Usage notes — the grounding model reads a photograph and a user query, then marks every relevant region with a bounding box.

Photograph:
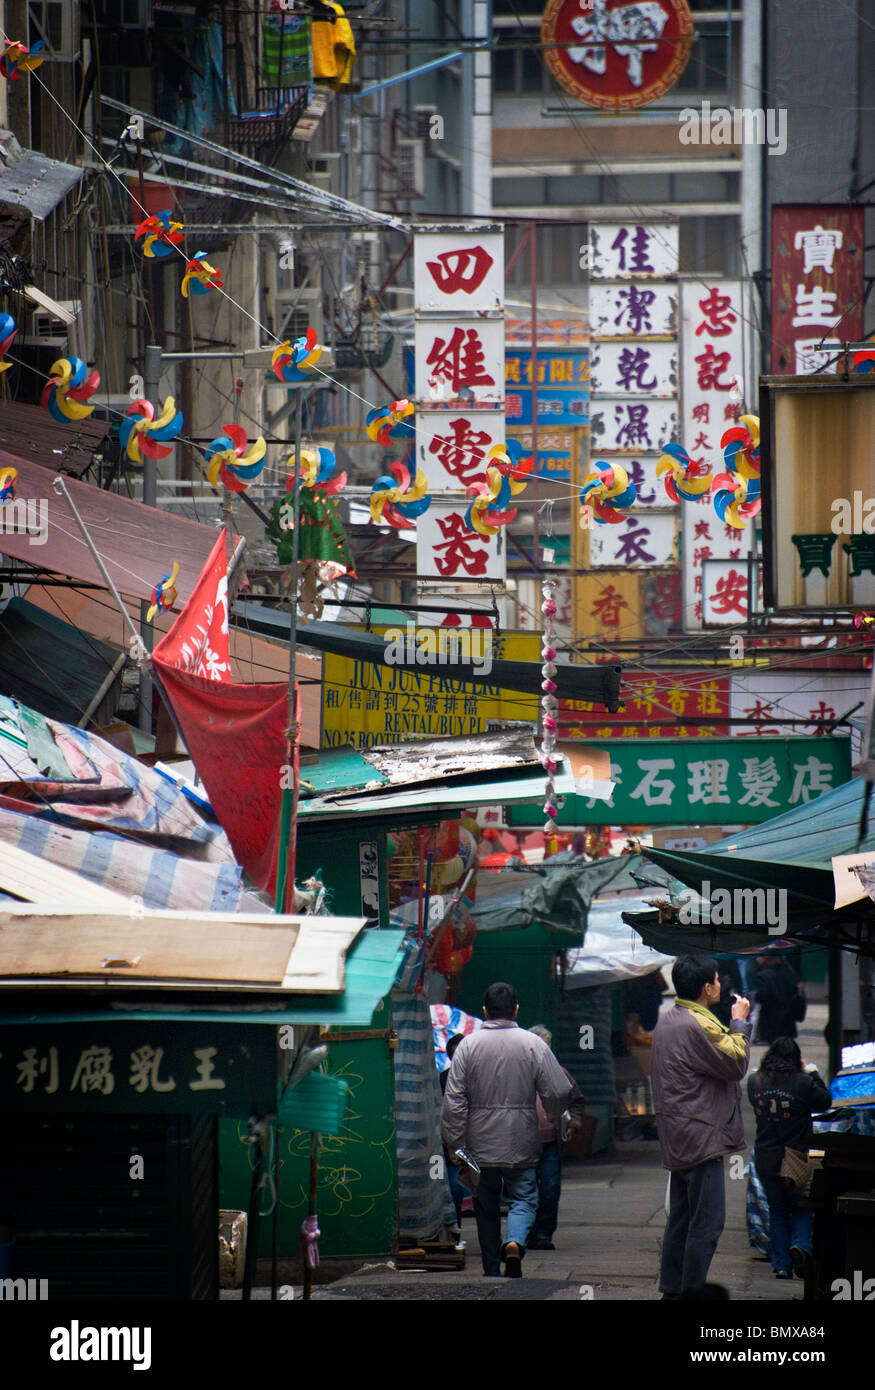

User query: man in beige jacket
[441,981,573,1277]
[651,954,752,1297]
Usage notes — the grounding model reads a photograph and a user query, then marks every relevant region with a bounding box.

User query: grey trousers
[659,1156,726,1294]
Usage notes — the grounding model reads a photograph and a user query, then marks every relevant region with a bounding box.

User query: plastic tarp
[563,892,674,988]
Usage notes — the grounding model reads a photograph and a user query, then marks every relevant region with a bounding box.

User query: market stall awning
[234,601,623,710]
[0,401,110,478]
[0,131,83,223]
[0,597,124,726]
[0,928,407,1028]
[0,450,242,605]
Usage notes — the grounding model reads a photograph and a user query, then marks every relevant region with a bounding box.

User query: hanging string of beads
[540,579,562,833]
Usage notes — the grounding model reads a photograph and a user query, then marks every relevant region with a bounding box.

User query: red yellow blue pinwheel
[0,313,15,373]
[146,561,179,622]
[720,414,760,479]
[489,439,534,483]
[0,40,45,81]
[656,442,712,503]
[365,398,414,446]
[369,462,431,528]
[852,348,875,374]
[711,471,760,528]
[204,424,266,492]
[466,466,519,537]
[135,211,184,259]
[580,462,637,524]
[272,328,321,383]
[286,445,346,496]
[181,252,222,298]
[120,397,184,464]
[0,467,17,503]
[41,357,100,423]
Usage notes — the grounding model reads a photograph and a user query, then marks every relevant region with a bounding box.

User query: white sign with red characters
[413,232,504,313]
[414,319,505,408]
[679,279,754,630]
[416,412,500,492]
[417,500,506,583]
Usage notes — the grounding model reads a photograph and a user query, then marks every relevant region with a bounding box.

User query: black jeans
[660,1156,726,1294]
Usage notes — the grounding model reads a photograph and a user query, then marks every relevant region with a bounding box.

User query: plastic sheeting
[564,893,674,988]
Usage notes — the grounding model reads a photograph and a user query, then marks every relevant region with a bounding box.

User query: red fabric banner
[152,532,294,895]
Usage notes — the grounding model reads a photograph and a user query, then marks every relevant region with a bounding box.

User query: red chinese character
[692,403,711,424]
[591,585,628,628]
[693,545,713,567]
[694,600,702,620]
[651,574,680,622]
[426,245,494,295]
[428,418,491,484]
[426,327,496,394]
[710,568,748,615]
[432,512,490,577]
[691,432,711,451]
[694,520,711,540]
[695,289,737,337]
[695,345,733,392]
[506,394,523,419]
[724,402,741,421]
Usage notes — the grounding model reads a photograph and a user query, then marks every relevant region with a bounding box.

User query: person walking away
[651,954,752,1298]
[439,1033,466,1232]
[527,1024,587,1250]
[751,953,804,1044]
[747,1036,831,1280]
[441,982,573,1278]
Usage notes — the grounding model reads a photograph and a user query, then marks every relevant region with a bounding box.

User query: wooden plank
[0,843,132,910]
[281,917,365,993]
[0,910,300,984]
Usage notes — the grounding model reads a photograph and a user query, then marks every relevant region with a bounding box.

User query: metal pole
[51,477,144,655]
[274,388,304,913]
[530,225,539,554]
[137,344,162,732]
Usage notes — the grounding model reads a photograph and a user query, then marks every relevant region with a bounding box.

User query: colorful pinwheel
[181,252,222,298]
[466,466,520,537]
[146,562,179,622]
[720,414,760,479]
[656,443,712,503]
[0,467,17,503]
[852,348,875,374]
[204,424,266,492]
[365,398,414,446]
[286,445,346,496]
[489,439,534,483]
[41,357,100,423]
[711,470,760,529]
[119,397,184,464]
[0,40,45,81]
[0,313,15,373]
[369,462,431,528]
[272,328,322,383]
[579,462,637,524]
[134,211,184,259]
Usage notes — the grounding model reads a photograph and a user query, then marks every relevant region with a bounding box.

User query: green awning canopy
[0,930,407,1029]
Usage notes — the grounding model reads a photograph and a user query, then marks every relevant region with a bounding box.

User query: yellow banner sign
[322,628,541,749]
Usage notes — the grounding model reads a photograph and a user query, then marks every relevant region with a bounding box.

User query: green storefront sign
[0,1023,276,1116]
[509,737,852,827]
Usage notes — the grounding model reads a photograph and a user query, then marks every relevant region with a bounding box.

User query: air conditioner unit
[28,0,81,61]
[395,138,425,198]
[275,286,323,345]
[412,105,439,141]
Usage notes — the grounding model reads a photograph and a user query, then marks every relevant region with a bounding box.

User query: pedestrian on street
[439,1032,466,1232]
[747,1036,832,1281]
[440,982,573,1278]
[751,954,805,1043]
[527,1024,587,1250]
[651,954,752,1298]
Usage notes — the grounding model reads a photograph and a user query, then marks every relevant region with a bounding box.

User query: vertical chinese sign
[413,228,506,593]
[580,222,680,647]
[679,279,754,630]
[771,206,864,374]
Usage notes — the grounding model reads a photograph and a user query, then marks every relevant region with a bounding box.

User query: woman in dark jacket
[747,1037,832,1279]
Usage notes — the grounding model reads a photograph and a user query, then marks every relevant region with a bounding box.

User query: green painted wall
[453,926,561,1036]
[219,1034,397,1260]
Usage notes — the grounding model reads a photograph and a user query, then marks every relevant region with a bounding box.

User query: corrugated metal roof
[704,776,875,867]
[299,746,388,797]
[298,768,583,820]
[0,403,110,478]
[0,929,407,1028]
[0,132,83,222]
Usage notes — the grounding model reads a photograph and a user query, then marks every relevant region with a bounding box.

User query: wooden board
[281,917,365,993]
[0,910,300,984]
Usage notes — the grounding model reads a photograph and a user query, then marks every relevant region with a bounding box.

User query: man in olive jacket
[441,981,573,1277]
[651,954,752,1297]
